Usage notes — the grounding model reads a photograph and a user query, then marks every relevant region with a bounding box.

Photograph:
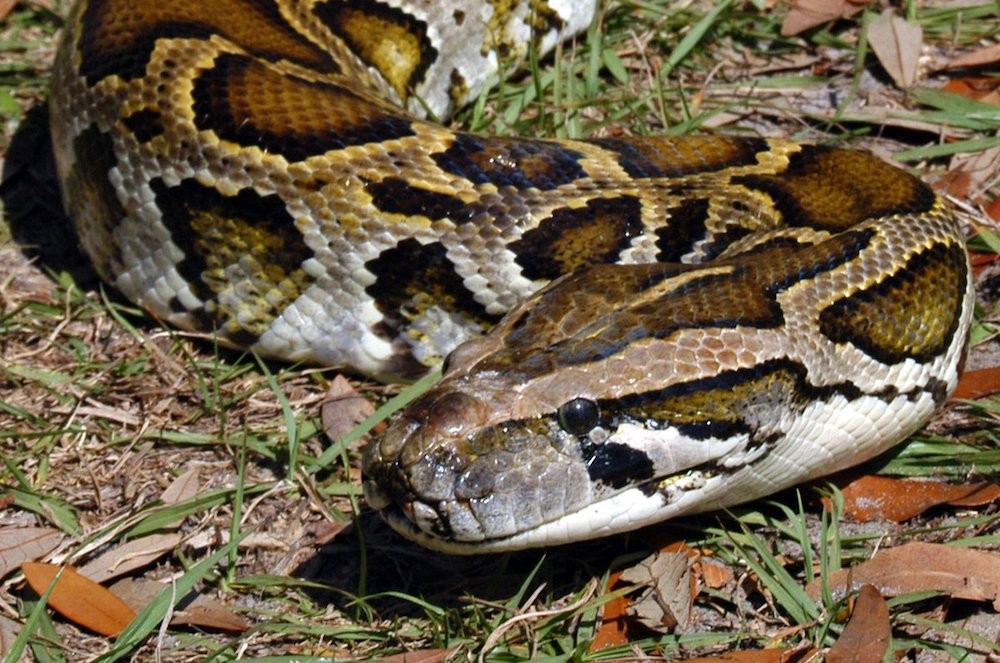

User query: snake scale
[51,0,974,553]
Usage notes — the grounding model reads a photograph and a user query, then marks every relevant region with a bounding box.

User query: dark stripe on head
[604,359,863,439]
[590,135,768,179]
[511,196,644,280]
[192,54,415,161]
[733,146,937,231]
[819,241,968,364]
[312,0,436,100]
[433,133,586,190]
[583,442,655,489]
[78,0,338,84]
[151,177,310,343]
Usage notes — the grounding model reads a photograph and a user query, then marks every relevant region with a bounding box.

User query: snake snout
[362,389,494,536]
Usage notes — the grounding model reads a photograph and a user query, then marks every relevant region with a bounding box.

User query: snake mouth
[362,472,696,554]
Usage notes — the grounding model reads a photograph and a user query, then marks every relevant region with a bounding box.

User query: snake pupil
[557,398,600,436]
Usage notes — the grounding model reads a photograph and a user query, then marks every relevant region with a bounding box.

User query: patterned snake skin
[51,0,974,552]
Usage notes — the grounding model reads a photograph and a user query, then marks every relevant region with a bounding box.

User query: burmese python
[51,0,974,553]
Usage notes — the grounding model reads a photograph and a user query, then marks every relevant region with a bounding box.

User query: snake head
[362,226,971,553]
[361,262,789,552]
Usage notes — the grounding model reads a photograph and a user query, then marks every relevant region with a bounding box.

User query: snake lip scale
[51,0,974,553]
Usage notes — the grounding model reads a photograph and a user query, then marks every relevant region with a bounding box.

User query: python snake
[51,0,974,553]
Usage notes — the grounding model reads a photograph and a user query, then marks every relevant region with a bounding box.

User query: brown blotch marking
[590,135,769,179]
[77,0,337,84]
[192,54,414,161]
[312,0,435,100]
[433,133,586,191]
[607,359,862,441]
[366,238,497,340]
[121,109,165,142]
[655,198,710,261]
[150,177,312,343]
[734,145,937,231]
[61,126,126,282]
[365,177,474,222]
[819,242,968,364]
[511,196,644,280]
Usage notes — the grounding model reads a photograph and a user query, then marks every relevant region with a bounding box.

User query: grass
[1,0,999,660]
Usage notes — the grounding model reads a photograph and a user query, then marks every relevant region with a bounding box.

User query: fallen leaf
[311,519,352,545]
[682,648,819,662]
[867,10,923,88]
[588,571,630,653]
[620,549,695,631]
[986,196,1000,223]
[321,375,375,444]
[953,366,1000,400]
[111,577,249,632]
[21,563,136,636]
[827,585,890,663]
[936,146,1000,201]
[160,467,202,506]
[942,76,1000,105]
[944,43,1000,71]
[0,527,64,579]
[835,476,1000,522]
[0,0,17,23]
[172,598,249,632]
[698,556,735,589]
[0,614,21,656]
[781,0,871,37]
[806,542,1000,609]
[378,648,460,663]
[78,532,185,584]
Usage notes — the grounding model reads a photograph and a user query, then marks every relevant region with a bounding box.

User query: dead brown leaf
[0,0,18,22]
[986,196,1000,223]
[943,77,1000,105]
[78,532,185,584]
[0,527,64,579]
[0,614,21,657]
[827,585,890,663]
[111,577,249,632]
[321,374,375,444]
[160,467,202,506]
[867,10,923,88]
[683,647,819,662]
[936,146,1000,201]
[588,571,630,653]
[834,475,1000,522]
[944,43,1000,71]
[620,549,695,631]
[698,556,735,590]
[781,0,871,37]
[806,542,1000,609]
[21,562,136,636]
[954,366,1000,399]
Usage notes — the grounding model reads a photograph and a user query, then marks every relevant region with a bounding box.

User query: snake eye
[557,398,600,436]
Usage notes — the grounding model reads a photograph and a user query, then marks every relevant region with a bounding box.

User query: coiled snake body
[51,0,974,552]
